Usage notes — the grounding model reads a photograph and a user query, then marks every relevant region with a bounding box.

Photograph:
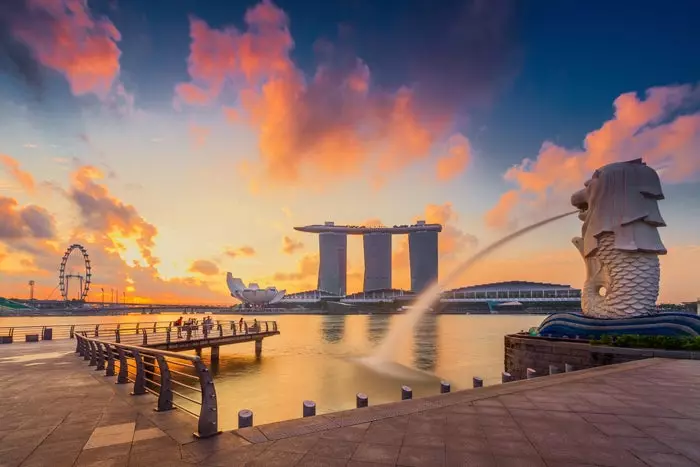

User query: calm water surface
[0,313,544,429]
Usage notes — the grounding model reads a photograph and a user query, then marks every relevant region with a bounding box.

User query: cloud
[175,1,445,187]
[485,83,700,229]
[188,123,210,148]
[188,259,220,276]
[68,165,159,266]
[424,203,478,256]
[281,235,303,255]
[436,133,471,181]
[272,253,318,283]
[2,0,124,100]
[22,143,38,149]
[0,154,35,193]
[0,196,56,239]
[225,245,256,258]
[484,190,519,231]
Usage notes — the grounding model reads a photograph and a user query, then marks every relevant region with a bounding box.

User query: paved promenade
[1,341,700,466]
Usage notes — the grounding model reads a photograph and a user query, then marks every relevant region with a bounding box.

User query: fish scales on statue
[571,158,667,319]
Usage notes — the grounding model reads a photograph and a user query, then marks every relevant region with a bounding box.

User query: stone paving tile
[308,438,360,460]
[398,446,445,466]
[267,433,320,454]
[362,427,404,446]
[84,422,136,449]
[321,426,367,443]
[352,443,400,464]
[297,454,349,466]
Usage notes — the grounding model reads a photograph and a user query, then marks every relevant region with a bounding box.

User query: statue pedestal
[538,312,700,339]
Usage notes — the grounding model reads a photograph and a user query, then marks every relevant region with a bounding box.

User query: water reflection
[412,314,438,371]
[367,314,391,345]
[0,313,547,429]
[209,353,264,377]
[320,315,345,343]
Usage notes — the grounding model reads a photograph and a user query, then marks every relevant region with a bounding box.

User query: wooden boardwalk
[98,321,280,360]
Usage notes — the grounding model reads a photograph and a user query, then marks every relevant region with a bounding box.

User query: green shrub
[590,334,700,350]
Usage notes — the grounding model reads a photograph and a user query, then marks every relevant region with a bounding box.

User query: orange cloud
[0,196,55,240]
[484,190,519,230]
[9,0,123,99]
[486,84,700,229]
[176,1,442,188]
[0,154,35,193]
[189,259,220,276]
[422,203,477,257]
[225,245,256,258]
[272,253,317,281]
[435,133,471,181]
[281,235,303,255]
[69,166,158,266]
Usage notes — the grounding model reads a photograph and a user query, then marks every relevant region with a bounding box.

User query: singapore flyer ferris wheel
[59,244,92,302]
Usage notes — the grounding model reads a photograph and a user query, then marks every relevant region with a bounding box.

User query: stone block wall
[504,334,700,380]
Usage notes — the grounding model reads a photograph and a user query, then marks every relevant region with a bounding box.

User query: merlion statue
[571,159,667,319]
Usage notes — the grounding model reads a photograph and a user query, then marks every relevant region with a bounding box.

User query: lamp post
[123,291,126,305]
[110,288,114,304]
[101,288,104,308]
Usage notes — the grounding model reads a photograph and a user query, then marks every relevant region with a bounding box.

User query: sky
[0,0,699,304]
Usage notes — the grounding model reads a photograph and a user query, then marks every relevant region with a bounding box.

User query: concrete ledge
[505,333,700,379]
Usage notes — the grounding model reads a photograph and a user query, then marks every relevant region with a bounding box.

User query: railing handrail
[75,333,220,438]
[90,337,201,361]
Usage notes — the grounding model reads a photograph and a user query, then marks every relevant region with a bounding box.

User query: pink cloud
[0,154,36,193]
[175,1,446,188]
[435,133,472,181]
[10,0,123,99]
[485,84,700,229]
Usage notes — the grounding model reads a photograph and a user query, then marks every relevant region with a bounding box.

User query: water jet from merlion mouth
[373,210,579,364]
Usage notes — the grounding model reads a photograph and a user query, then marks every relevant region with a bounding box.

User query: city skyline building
[317,231,348,296]
[409,228,439,293]
[295,220,442,294]
[363,232,392,292]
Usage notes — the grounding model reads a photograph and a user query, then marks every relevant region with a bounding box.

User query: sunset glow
[1,0,698,304]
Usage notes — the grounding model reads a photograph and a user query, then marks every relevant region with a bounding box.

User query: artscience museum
[226,273,286,306]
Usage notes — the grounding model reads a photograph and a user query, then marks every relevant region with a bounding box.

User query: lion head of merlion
[571,159,667,258]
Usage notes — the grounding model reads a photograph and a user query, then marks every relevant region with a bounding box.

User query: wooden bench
[25,334,39,342]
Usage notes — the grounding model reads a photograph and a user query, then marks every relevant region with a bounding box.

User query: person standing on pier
[174,316,183,338]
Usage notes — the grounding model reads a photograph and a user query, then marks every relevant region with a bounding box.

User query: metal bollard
[501,372,513,383]
[356,393,368,408]
[472,377,483,388]
[565,363,574,372]
[549,365,561,375]
[238,409,253,428]
[401,385,412,400]
[526,368,536,379]
[440,381,451,393]
[302,400,316,417]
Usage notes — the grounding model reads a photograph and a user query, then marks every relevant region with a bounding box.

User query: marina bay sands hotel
[294,221,442,296]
